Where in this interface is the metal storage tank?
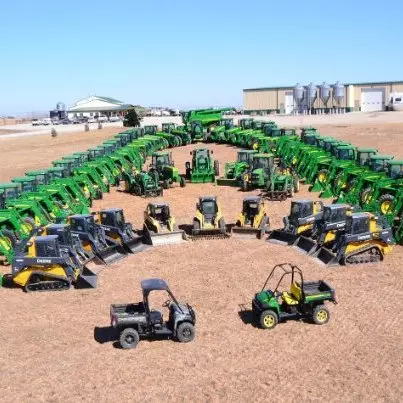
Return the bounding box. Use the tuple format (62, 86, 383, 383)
(319, 82, 331, 112)
(333, 82, 345, 112)
(293, 83, 304, 114)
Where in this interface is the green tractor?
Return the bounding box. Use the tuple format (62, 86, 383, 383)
(170, 125, 192, 145)
(185, 148, 218, 183)
(122, 170, 163, 197)
(207, 118, 234, 143)
(242, 153, 274, 191)
(251, 263, 337, 329)
(217, 150, 257, 186)
(181, 108, 234, 129)
(264, 166, 300, 201)
(11, 176, 37, 194)
(149, 151, 186, 189)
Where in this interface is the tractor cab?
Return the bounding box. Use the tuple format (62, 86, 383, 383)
(114, 133, 132, 146)
(100, 143, 117, 155)
(99, 208, 126, 230)
(289, 200, 323, 226)
(265, 127, 281, 137)
(30, 235, 61, 259)
(87, 147, 105, 160)
(63, 155, 83, 169)
(69, 214, 97, 236)
(356, 148, 377, 166)
(151, 152, 173, 169)
(52, 160, 75, 174)
(251, 154, 274, 170)
(333, 145, 357, 161)
(11, 177, 37, 194)
(252, 121, 264, 130)
(302, 133, 320, 145)
(322, 138, 341, 152)
(322, 204, 351, 224)
(192, 148, 211, 169)
(26, 170, 50, 186)
(387, 161, 403, 179)
(344, 213, 371, 235)
(281, 128, 296, 136)
(237, 150, 258, 165)
(239, 118, 253, 130)
(0, 191, 4, 209)
(0, 183, 22, 201)
(146, 202, 171, 224)
(46, 167, 70, 181)
(368, 155, 394, 173)
(218, 118, 233, 129)
(45, 224, 74, 247)
(198, 196, 218, 218)
(242, 196, 263, 224)
(72, 151, 91, 164)
(104, 139, 121, 151)
(162, 123, 176, 133)
(144, 125, 158, 135)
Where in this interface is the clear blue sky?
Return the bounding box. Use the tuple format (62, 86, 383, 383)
(0, 0, 402, 115)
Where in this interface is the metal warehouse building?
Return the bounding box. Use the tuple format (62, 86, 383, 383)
(243, 81, 403, 115)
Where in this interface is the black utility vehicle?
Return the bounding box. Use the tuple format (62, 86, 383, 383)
(110, 278, 196, 349)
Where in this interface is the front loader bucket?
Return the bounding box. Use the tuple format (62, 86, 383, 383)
(292, 235, 317, 255)
(267, 230, 299, 246)
(314, 247, 340, 267)
(123, 234, 148, 253)
(144, 229, 186, 247)
(231, 226, 261, 239)
(75, 266, 98, 289)
(216, 178, 240, 187)
(263, 191, 288, 201)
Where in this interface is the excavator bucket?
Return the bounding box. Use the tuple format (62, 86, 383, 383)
(267, 230, 299, 246)
(292, 235, 317, 255)
(143, 228, 186, 246)
(75, 266, 98, 289)
(313, 247, 340, 267)
(231, 226, 261, 239)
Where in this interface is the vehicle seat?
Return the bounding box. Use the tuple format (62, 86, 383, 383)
(150, 310, 163, 325)
(282, 282, 302, 305)
(281, 292, 299, 305)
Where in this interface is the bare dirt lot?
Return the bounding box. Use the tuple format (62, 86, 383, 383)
(1, 121, 403, 402)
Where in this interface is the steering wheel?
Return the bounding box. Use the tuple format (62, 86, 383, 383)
(162, 299, 171, 308)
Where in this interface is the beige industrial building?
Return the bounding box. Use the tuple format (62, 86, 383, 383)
(243, 81, 403, 115)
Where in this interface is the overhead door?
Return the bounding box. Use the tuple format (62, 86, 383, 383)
(285, 91, 294, 114)
(361, 88, 385, 112)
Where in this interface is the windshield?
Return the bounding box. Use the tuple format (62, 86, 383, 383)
(21, 182, 35, 193)
(5, 188, 18, 199)
(253, 157, 269, 169)
(245, 202, 259, 215)
(201, 200, 217, 215)
(153, 155, 170, 166)
(370, 159, 387, 172)
(237, 152, 250, 163)
(85, 216, 95, 233)
(389, 164, 403, 179)
(35, 175, 47, 186)
(338, 149, 354, 160)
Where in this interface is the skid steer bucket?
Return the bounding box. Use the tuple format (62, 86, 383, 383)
(97, 243, 127, 265)
(231, 226, 261, 239)
(144, 228, 186, 246)
(292, 235, 317, 255)
(75, 266, 98, 289)
(122, 233, 148, 253)
(267, 230, 299, 246)
(263, 191, 288, 201)
(314, 247, 340, 266)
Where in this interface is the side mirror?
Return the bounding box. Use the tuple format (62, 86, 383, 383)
(190, 151, 192, 155)
(210, 150, 213, 154)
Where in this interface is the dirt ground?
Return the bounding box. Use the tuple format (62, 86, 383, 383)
(1, 122, 403, 402)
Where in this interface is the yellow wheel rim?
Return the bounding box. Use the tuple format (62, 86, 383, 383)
(380, 200, 392, 214)
(263, 315, 275, 327)
(316, 310, 328, 322)
(319, 173, 327, 183)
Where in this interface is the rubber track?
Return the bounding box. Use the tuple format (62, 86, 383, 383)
(345, 245, 382, 265)
(25, 273, 71, 292)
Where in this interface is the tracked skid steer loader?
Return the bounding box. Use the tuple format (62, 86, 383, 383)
(232, 196, 269, 239)
(68, 214, 127, 265)
(143, 202, 185, 246)
(11, 235, 97, 292)
(97, 208, 146, 253)
(315, 212, 394, 266)
(268, 200, 323, 246)
(294, 204, 352, 255)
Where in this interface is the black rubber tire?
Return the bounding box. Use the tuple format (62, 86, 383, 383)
(214, 160, 219, 176)
(163, 180, 169, 189)
(219, 218, 226, 234)
(378, 193, 395, 214)
(333, 172, 345, 193)
(259, 216, 269, 239)
(175, 136, 182, 146)
(180, 176, 186, 188)
(193, 219, 200, 234)
(259, 310, 278, 330)
(242, 178, 249, 192)
(119, 328, 139, 349)
(176, 322, 195, 343)
(312, 305, 330, 325)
